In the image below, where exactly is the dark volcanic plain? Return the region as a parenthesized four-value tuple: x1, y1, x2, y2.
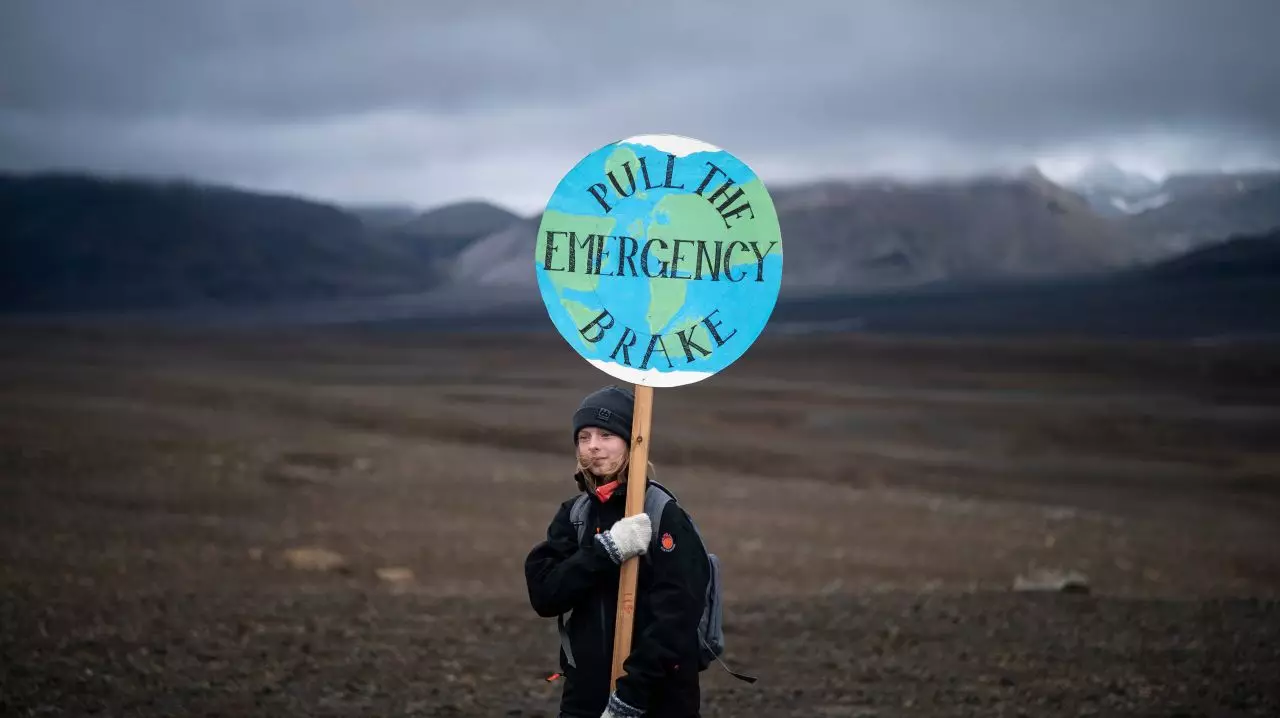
(2, 324, 1278, 717)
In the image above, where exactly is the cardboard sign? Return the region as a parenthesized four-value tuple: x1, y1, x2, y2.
(534, 134, 784, 387)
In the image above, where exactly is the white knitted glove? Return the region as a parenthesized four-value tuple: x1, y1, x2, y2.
(595, 513, 651, 564)
(600, 692, 644, 717)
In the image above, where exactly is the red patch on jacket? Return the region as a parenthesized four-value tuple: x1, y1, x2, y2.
(660, 532, 675, 552)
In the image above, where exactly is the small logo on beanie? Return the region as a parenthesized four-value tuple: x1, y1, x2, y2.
(596, 408, 612, 422)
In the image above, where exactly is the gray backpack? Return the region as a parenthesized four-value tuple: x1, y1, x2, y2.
(559, 480, 756, 683)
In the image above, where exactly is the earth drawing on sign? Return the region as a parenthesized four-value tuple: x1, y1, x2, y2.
(534, 134, 784, 387)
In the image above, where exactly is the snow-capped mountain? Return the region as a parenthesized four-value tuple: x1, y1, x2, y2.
(1064, 161, 1169, 217)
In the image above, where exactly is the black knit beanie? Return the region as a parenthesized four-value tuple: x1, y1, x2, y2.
(571, 385, 635, 445)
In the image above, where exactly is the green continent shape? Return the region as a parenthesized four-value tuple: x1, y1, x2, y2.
(717, 177, 781, 271)
(604, 147, 641, 190)
(537, 210, 616, 352)
(562, 298, 606, 354)
(537, 210, 616, 295)
(644, 178, 781, 335)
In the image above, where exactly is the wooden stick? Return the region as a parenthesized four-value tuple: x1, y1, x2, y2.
(610, 383, 654, 689)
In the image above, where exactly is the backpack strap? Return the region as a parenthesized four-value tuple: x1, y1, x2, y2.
(569, 493, 591, 544)
(578, 481, 677, 556)
(556, 611, 576, 668)
(558, 493, 593, 668)
(642, 481, 675, 560)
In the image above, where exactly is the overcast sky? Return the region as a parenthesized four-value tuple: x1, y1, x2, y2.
(3, 0, 1279, 214)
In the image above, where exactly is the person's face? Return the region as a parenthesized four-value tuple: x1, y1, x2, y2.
(576, 426, 628, 477)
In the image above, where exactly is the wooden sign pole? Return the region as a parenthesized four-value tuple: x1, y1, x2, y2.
(610, 383, 654, 689)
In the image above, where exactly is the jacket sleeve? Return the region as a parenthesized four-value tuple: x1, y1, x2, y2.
(614, 503, 710, 713)
(524, 498, 618, 618)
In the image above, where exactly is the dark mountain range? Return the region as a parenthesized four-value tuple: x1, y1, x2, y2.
(1063, 161, 1166, 217)
(0, 173, 436, 311)
(1138, 227, 1280, 282)
(382, 200, 523, 264)
(399, 200, 520, 242)
(446, 168, 1138, 293)
(447, 214, 542, 286)
(347, 204, 421, 230)
(1061, 164, 1280, 258)
(768, 168, 1136, 292)
(760, 227, 1280, 340)
(1119, 172, 1280, 257)
(4, 167, 1277, 333)
(301, 227, 1280, 342)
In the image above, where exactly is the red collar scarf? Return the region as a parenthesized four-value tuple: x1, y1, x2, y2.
(593, 480, 621, 503)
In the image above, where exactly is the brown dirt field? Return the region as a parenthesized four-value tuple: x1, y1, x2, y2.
(2, 324, 1279, 717)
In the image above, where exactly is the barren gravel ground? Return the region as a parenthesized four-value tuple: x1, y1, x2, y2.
(2, 325, 1278, 717)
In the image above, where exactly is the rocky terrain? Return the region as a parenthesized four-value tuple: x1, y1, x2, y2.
(2, 324, 1278, 716)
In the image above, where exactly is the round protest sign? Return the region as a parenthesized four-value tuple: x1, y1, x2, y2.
(534, 134, 784, 387)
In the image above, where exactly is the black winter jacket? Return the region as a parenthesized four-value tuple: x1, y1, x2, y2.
(525, 480, 710, 718)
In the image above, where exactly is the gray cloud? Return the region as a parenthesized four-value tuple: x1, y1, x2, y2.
(3, 0, 1279, 213)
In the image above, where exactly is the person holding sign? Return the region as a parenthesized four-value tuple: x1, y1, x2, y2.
(527, 134, 779, 718)
(525, 385, 711, 718)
